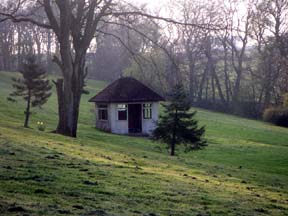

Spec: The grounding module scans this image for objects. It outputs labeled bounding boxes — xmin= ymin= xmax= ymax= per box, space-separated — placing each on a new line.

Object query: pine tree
xmin=7 ymin=55 xmax=52 ymax=128
xmin=152 ymin=84 xmax=206 ymax=156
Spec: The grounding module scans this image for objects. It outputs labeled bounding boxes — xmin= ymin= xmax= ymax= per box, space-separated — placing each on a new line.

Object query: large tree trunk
xmin=55 ymin=73 xmax=83 ymax=137
xmin=54 ymin=50 xmax=85 ymax=137
xmin=55 ymin=78 xmax=82 ymax=137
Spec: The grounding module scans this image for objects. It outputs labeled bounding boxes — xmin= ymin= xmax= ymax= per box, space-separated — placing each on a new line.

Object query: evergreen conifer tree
xmin=152 ymin=84 xmax=206 ymax=156
xmin=7 ymin=55 xmax=52 ymax=128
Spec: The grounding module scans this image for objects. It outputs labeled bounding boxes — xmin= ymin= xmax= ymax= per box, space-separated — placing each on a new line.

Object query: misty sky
xmin=128 ymin=0 xmax=171 ymax=15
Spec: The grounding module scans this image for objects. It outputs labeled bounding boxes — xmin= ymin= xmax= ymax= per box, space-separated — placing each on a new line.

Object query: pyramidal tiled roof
xmin=89 ymin=77 xmax=165 ymax=103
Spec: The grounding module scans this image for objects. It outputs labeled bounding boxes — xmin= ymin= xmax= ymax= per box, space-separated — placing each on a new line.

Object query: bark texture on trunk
xmin=47 ymin=0 xmax=111 ymax=137
xmin=54 ymin=64 xmax=84 ymax=137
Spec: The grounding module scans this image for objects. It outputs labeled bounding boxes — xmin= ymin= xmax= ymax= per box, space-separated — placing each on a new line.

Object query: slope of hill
xmin=0 ymin=71 xmax=287 ymax=216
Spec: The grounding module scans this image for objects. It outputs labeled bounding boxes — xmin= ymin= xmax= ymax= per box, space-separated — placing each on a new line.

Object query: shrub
xmin=263 ymin=107 xmax=288 ymax=127
xmin=283 ymin=93 xmax=288 ymax=108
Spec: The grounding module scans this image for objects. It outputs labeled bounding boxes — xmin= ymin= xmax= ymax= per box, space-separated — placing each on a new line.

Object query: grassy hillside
xmin=0 ymin=71 xmax=287 ymax=216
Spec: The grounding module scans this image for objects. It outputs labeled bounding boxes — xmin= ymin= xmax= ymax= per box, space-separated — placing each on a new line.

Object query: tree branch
xmin=108 ymin=11 xmax=225 ymax=31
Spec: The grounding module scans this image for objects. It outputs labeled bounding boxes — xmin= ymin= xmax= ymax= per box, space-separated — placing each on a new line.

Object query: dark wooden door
xmin=128 ymin=104 xmax=142 ymax=133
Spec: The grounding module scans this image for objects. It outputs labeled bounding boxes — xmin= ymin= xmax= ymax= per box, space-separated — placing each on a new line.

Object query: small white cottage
xmin=89 ymin=77 xmax=165 ymax=135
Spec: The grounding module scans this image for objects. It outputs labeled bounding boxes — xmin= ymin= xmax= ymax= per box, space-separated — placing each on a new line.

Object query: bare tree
xmin=226 ymin=1 xmax=253 ymax=111
xmin=250 ymin=0 xmax=288 ymax=110
xmin=1 ymin=0 xmax=217 ymax=137
xmin=1 ymin=0 xmax=115 ymax=137
xmin=176 ymin=0 xmax=218 ymax=102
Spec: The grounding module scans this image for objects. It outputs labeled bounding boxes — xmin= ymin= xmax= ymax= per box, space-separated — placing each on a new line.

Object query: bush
xmin=263 ymin=107 xmax=288 ymax=127
xmin=283 ymin=93 xmax=288 ymax=108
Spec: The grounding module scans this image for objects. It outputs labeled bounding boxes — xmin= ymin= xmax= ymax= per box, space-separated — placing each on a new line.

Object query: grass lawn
xmin=0 ymin=71 xmax=287 ymax=216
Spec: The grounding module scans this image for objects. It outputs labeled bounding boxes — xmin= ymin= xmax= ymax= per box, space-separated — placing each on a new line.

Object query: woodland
xmin=0 ymin=0 xmax=288 ymax=136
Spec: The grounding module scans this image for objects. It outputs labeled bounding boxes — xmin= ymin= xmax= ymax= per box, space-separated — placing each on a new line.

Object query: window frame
xmin=143 ymin=103 xmax=152 ymax=119
xmin=97 ymin=104 xmax=108 ymax=121
xmin=117 ymin=104 xmax=128 ymax=120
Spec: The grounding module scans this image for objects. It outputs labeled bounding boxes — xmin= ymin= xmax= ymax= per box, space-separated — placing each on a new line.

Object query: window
xmin=143 ymin=103 xmax=152 ymax=119
xmin=98 ymin=104 xmax=108 ymax=120
xmin=117 ymin=104 xmax=127 ymax=120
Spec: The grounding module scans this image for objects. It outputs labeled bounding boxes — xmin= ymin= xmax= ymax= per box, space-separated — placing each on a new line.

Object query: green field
xmin=0 ymin=71 xmax=287 ymax=216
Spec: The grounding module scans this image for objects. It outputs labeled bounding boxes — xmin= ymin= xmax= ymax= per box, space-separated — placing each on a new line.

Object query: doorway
xmin=128 ymin=104 xmax=142 ymax=133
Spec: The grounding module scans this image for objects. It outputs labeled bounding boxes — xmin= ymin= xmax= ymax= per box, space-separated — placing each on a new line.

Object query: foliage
xmin=152 ymin=84 xmax=206 ymax=155
xmin=283 ymin=93 xmax=288 ymax=108
xmin=263 ymin=90 xmax=288 ymax=127
xmin=263 ymin=107 xmax=288 ymax=127
xmin=7 ymin=55 xmax=52 ymax=127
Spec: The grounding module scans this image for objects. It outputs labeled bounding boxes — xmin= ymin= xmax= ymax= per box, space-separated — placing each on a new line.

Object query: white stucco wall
xmin=95 ymin=102 xmax=160 ymax=135
xmin=142 ymin=102 xmax=159 ymax=134
xmin=95 ymin=103 xmax=111 ymax=132
xmin=110 ymin=103 xmax=129 ymax=134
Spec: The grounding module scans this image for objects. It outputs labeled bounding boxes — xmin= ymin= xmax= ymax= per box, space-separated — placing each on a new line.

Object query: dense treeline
xmin=0 ymin=0 xmax=287 ymax=120
xmin=126 ymin=0 xmax=288 ymax=118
